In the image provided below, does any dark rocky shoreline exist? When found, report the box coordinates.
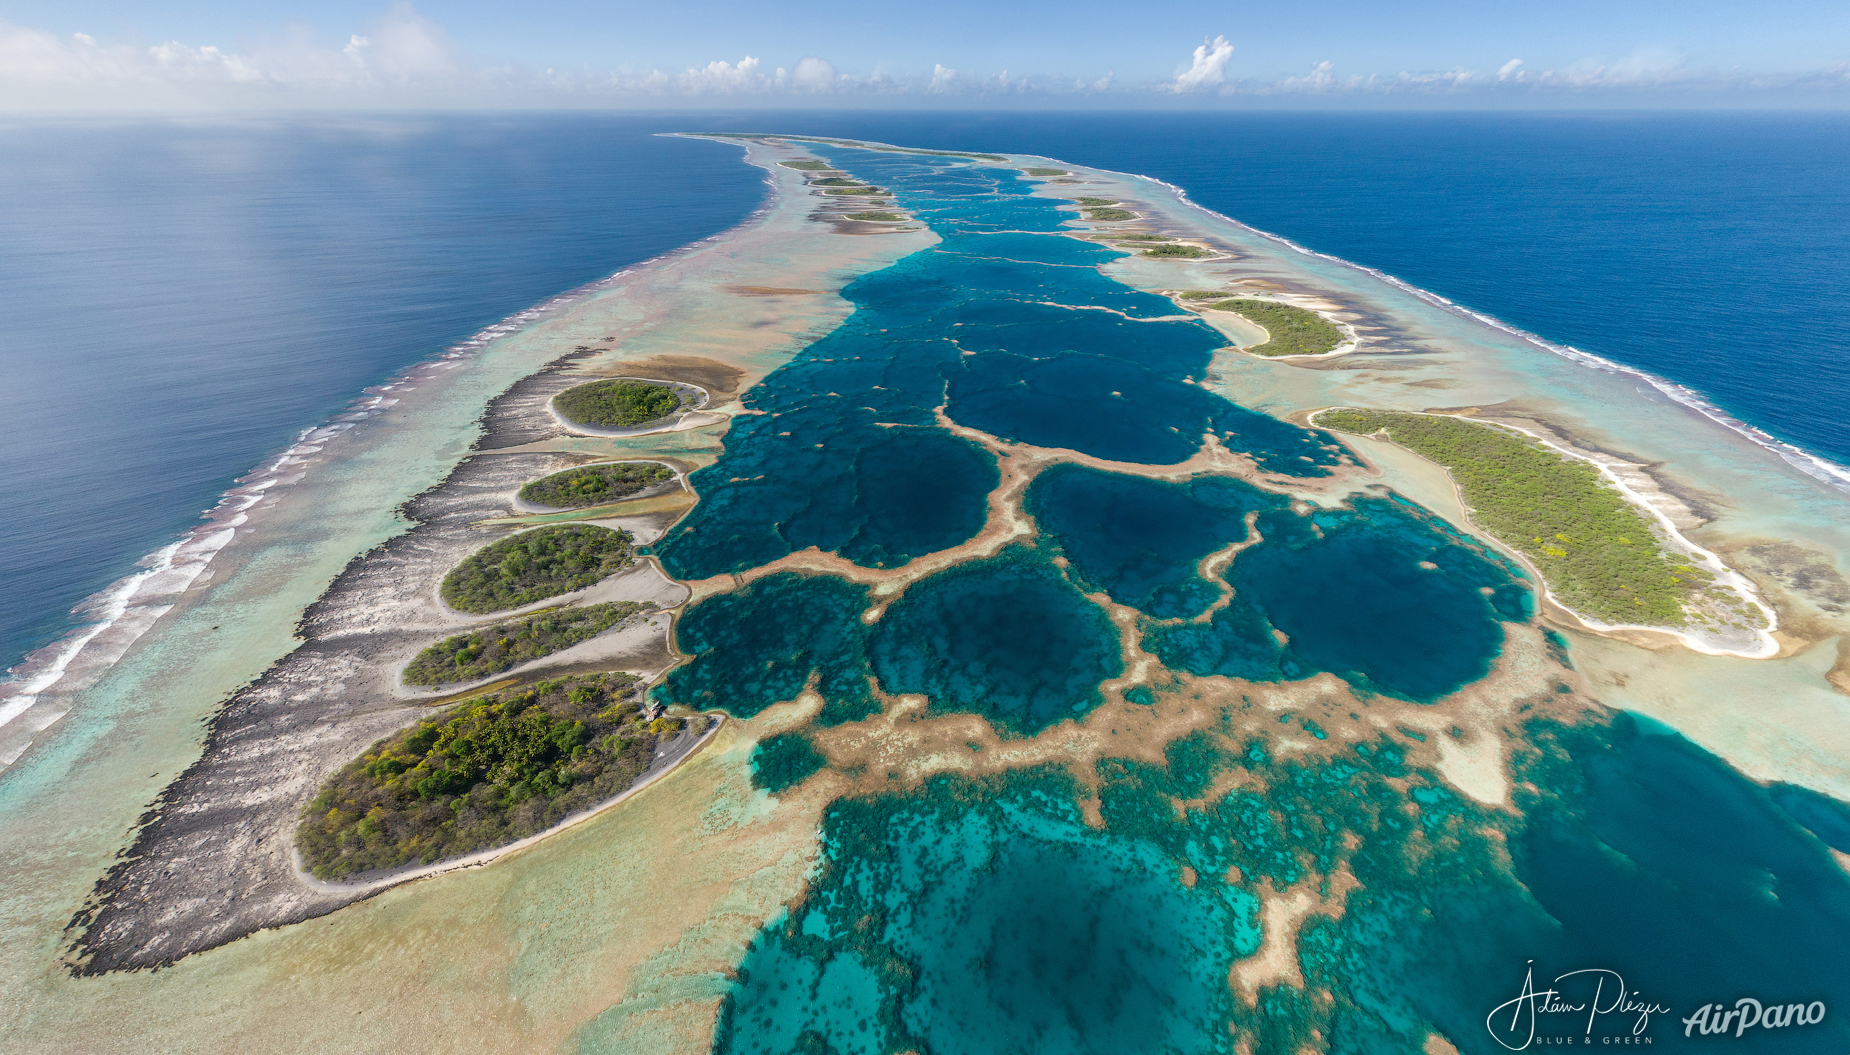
[65,347,697,975]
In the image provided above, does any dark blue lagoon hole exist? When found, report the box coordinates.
[1029,464,1286,618]
[1146,494,1532,702]
[663,572,877,725]
[869,548,1122,736]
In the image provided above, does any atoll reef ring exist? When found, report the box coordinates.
[37,129,1850,1055]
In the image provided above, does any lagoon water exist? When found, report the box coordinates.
[664,141,1850,1053]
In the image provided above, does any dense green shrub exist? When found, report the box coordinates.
[553,379,683,429]
[846,212,905,222]
[403,601,657,686]
[1318,409,1700,625]
[824,186,887,196]
[1200,298,1345,357]
[808,177,861,186]
[1142,244,1212,259]
[750,732,829,793]
[440,524,634,614]
[778,160,830,170]
[1072,197,1119,206]
[1024,167,1067,176]
[297,674,680,879]
[1083,207,1137,221]
[518,461,674,510]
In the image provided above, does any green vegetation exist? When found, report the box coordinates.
[1113,234,1174,242]
[778,160,831,170]
[1316,409,1703,625]
[1024,167,1067,176]
[1179,289,1231,299]
[1084,207,1137,222]
[749,732,828,793]
[1072,197,1120,206]
[518,461,674,510]
[1141,244,1212,259]
[440,524,634,614]
[553,378,683,429]
[846,211,906,222]
[1197,298,1345,357]
[808,177,861,186]
[403,601,657,686]
[297,674,680,879]
[825,186,887,196]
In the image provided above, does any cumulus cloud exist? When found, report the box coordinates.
[929,63,957,92]
[1172,34,1234,92]
[668,56,771,94]
[788,56,838,91]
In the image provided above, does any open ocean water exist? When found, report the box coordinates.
[0,114,766,687]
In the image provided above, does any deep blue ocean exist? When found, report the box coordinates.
[4,109,1846,691]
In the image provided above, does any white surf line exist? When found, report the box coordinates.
[1107,168,1850,499]
[1313,408,1779,660]
[293,715,725,896]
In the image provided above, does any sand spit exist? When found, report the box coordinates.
[60,137,926,975]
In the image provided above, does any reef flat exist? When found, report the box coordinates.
[10,134,1850,1055]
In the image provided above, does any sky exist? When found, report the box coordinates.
[1,0,1847,109]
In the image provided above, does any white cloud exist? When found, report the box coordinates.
[930,63,957,92]
[1497,58,1524,80]
[788,56,838,91]
[673,56,771,94]
[1172,34,1234,92]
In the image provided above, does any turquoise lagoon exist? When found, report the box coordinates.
[657,146,1850,1052]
